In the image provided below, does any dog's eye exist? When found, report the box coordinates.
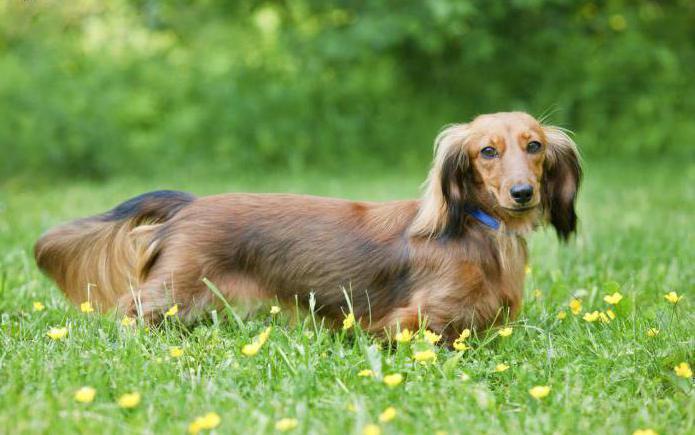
[527,141,542,154]
[480,146,499,159]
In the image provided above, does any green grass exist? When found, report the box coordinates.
[0,160,693,434]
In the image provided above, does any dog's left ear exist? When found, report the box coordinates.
[542,126,582,241]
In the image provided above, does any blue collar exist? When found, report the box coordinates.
[465,206,500,231]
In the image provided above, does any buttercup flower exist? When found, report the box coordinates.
[646,328,659,337]
[358,369,374,377]
[453,340,469,351]
[164,304,179,317]
[74,386,96,403]
[583,311,600,322]
[525,265,532,274]
[33,301,45,312]
[80,301,94,313]
[413,349,437,363]
[242,342,261,356]
[495,363,509,373]
[598,312,611,323]
[383,373,403,387]
[529,385,551,399]
[458,329,471,340]
[47,327,68,340]
[117,392,141,408]
[275,418,298,432]
[362,424,381,435]
[633,429,658,435]
[189,412,221,434]
[606,309,616,320]
[395,328,413,343]
[664,291,683,304]
[674,362,692,378]
[121,316,135,327]
[499,327,513,337]
[169,346,184,358]
[378,406,396,423]
[343,313,355,330]
[257,327,272,345]
[556,310,567,320]
[569,299,582,315]
[603,292,623,305]
[533,288,542,299]
[270,306,281,314]
[423,330,441,344]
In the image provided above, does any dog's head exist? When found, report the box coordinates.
[412,112,581,240]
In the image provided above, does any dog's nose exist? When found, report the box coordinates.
[510,184,534,204]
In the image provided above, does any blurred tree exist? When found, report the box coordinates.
[0,0,693,180]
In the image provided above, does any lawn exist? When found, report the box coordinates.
[0,159,692,434]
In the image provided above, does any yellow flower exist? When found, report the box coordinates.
[257,327,272,345]
[395,328,413,343]
[583,311,600,322]
[498,327,513,337]
[495,363,509,373]
[458,329,471,340]
[529,385,551,399]
[674,362,692,378]
[169,346,184,358]
[358,369,374,377]
[664,291,683,304]
[423,330,441,344]
[121,316,135,327]
[47,327,68,340]
[383,373,403,387]
[533,288,542,299]
[117,392,141,408]
[362,424,381,435]
[633,429,658,435]
[569,298,582,315]
[556,310,567,320]
[606,309,616,320]
[241,342,261,357]
[33,301,45,312]
[188,412,221,434]
[74,386,96,403]
[646,328,659,337]
[270,305,281,314]
[164,304,179,317]
[342,313,355,330]
[413,349,437,363]
[452,340,469,351]
[525,265,532,274]
[275,418,298,432]
[603,292,623,305]
[598,312,611,324]
[80,301,94,313]
[378,406,396,423]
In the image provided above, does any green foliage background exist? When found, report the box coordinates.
[1,0,694,181]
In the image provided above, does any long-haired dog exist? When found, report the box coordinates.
[35,112,580,342]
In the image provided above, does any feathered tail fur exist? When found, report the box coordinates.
[34,190,195,311]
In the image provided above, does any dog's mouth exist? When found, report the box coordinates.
[500,204,539,214]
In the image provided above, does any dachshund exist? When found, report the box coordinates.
[34,112,581,342]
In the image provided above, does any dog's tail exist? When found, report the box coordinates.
[34,190,195,311]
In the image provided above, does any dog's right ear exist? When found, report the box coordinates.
[410,124,472,237]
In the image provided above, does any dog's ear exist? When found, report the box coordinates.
[410,124,472,237]
[542,126,582,241]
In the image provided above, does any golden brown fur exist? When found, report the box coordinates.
[34,112,581,342]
